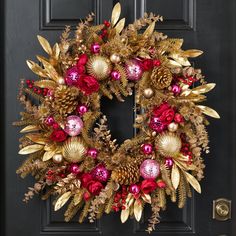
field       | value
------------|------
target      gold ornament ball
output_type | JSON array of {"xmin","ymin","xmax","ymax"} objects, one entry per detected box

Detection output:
[
  {"xmin": 58, "ymin": 77, "xmax": 65, "ymax": 85},
  {"xmin": 157, "ymin": 132, "xmax": 182, "ymax": 157},
  {"xmin": 143, "ymin": 88, "xmax": 154, "ymax": 98},
  {"xmin": 52, "ymin": 153, "xmax": 63, "ymax": 163},
  {"xmin": 168, "ymin": 122, "xmax": 179, "ymax": 132},
  {"xmin": 110, "ymin": 54, "xmax": 121, "ymax": 63},
  {"xmin": 62, "ymin": 137, "xmax": 87, "ymax": 163}
]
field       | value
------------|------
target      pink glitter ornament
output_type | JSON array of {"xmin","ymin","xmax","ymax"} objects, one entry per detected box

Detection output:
[
  {"xmin": 149, "ymin": 117, "xmax": 165, "ymax": 133},
  {"xmin": 65, "ymin": 66, "xmax": 80, "ymax": 86},
  {"xmin": 129, "ymin": 184, "xmax": 141, "ymax": 194},
  {"xmin": 91, "ymin": 43, "xmax": 100, "ymax": 54},
  {"xmin": 125, "ymin": 59, "xmax": 143, "ymax": 81},
  {"xmin": 111, "ymin": 70, "xmax": 121, "ymax": 80},
  {"xmin": 92, "ymin": 165, "xmax": 110, "ymax": 182},
  {"xmin": 45, "ymin": 116, "xmax": 55, "ymax": 126},
  {"xmin": 165, "ymin": 157, "xmax": 174, "ymax": 168},
  {"xmin": 76, "ymin": 104, "xmax": 88, "ymax": 116},
  {"xmin": 141, "ymin": 143, "xmax": 153, "ymax": 155},
  {"xmin": 140, "ymin": 159, "xmax": 160, "ymax": 179},
  {"xmin": 64, "ymin": 115, "xmax": 83, "ymax": 136},
  {"xmin": 70, "ymin": 164, "xmax": 80, "ymax": 174},
  {"xmin": 87, "ymin": 148, "xmax": 98, "ymax": 158},
  {"xmin": 171, "ymin": 84, "xmax": 181, "ymax": 95}
]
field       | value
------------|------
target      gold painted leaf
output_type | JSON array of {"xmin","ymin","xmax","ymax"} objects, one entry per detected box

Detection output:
[
  {"xmin": 37, "ymin": 35, "xmax": 52, "ymax": 55},
  {"xmin": 180, "ymin": 89, "xmax": 191, "ymax": 97},
  {"xmin": 175, "ymin": 159, "xmax": 196, "ymax": 171},
  {"xmin": 20, "ymin": 125, "xmax": 40, "ymax": 133},
  {"xmin": 141, "ymin": 193, "xmax": 151, "ymax": 204},
  {"xmin": 192, "ymin": 83, "xmax": 216, "ymax": 94},
  {"xmin": 18, "ymin": 144, "xmax": 44, "ymax": 155},
  {"xmin": 26, "ymin": 60, "xmax": 48, "ymax": 78},
  {"xmin": 143, "ymin": 21, "xmax": 155, "ymax": 38},
  {"xmin": 197, "ymin": 105, "xmax": 220, "ymax": 119},
  {"xmin": 120, "ymin": 207, "xmax": 130, "ymax": 223},
  {"xmin": 52, "ymin": 43, "xmax": 60, "ymax": 60},
  {"xmin": 134, "ymin": 200, "xmax": 143, "ymax": 222},
  {"xmin": 25, "ymin": 133, "xmax": 48, "ymax": 145},
  {"xmin": 115, "ymin": 18, "xmax": 125, "ymax": 34},
  {"xmin": 43, "ymin": 149, "xmax": 56, "ymax": 161},
  {"xmin": 183, "ymin": 171, "xmax": 201, "ymax": 193},
  {"xmin": 73, "ymin": 191, "xmax": 84, "ymax": 206},
  {"xmin": 34, "ymin": 80, "xmax": 57, "ymax": 90},
  {"xmin": 170, "ymin": 53, "xmax": 191, "ymax": 66},
  {"xmin": 182, "ymin": 49, "xmax": 203, "ymax": 58},
  {"xmin": 166, "ymin": 59, "xmax": 182, "ymax": 68},
  {"xmin": 111, "ymin": 2, "xmax": 121, "ymax": 26},
  {"xmin": 54, "ymin": 191, "xmax": 71, "ymax": 211},
  {"xmin": 171, "ymin": 163, "xmax": 180, "ymax": 189}
]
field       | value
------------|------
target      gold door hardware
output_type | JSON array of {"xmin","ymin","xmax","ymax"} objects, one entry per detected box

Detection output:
[{"xmin": 213, "ymin": 198, "xmax": 231, "ymax": 221}]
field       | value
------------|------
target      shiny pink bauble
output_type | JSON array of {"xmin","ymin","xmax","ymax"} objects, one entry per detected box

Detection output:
[
  {"xmin": 65, "ymin": 66, "xmax": 80, "ymax": 86},
  {"xmin": 64, "ymin": 115, "xmax": 83, "ymax": 136},
  {"xmin": 92, "ymin": 165, "xmax": 110, "ymax": 182},
  {"xmin": 129, "ymin": 184, "xmax": 141, "ymax": 194},
  {"xmin": 111, "ymin": 70, "xmax": 121, "ymax": 80},
  {"xmin": 140, "ymin": 159, "xmax": 160, "ymax": 179},
  {"xmin": 76, "ymin": 104, "xmax": 88, "ymax": 116},
  {"xmin": 70, "ymin": 164, "xmax": 80, "ymax": 174},
  {"xmin": 87, "ymin": 148, "xmax": 98, "ymax": 158},
  {"xmin": 141, "ymin": 143, "xmax": 153, "ymax": 155},
  {"xmin": 125, "ymin": 59, "xmax": 143, "ymax": 81},
  {"xmin": 165, "ymin": 157, "xmax": 174, "ymax": 168},
  {"xmin": 149, "ymin": 117, "xmax": 165, "ymax": 132},
  {"xmin": 171, "ymin": 84, "xmax": 181, "ymax": 95},
  {"xmin": 91, "ymin": 43, "xmax": 100, "ymax": 54},
  {"xmin": 45, "ymin": 116, "xmax": 55, "ymax": 126}
]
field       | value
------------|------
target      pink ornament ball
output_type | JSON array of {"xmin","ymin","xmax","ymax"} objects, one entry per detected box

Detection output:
[
  {"xmin": 64, "ymin": 115, "xmax": 83, "ymax": 136},
  {"xmin": 149, "ymin": 117, "xmax": 165, "ymax": 133},
  {"xmin": 165, "ymin": 157, "xmax": 174, "ymax": 168},
  {"xmin": 111, "ymin": 70, "xmax": 121, "ymax": 80},
  {"xmin": 76, "ymin": 104, "xmax": 88, "ymax": 116},
  {"xmin": 171, "ymin": 84, "xmax": 181, "ymax": 95},
  {"xmin": 125, "ymin": 59, "xmax": 143, "ymax": 81},
  {"xmin": 70, "ymin": 164, "xmax": 80, "ymax": 174},
  {"xmin": 45, "ymin": 116, "xmax": 55, "ymax": 126},
  {"xmin": 92, "ymin": 165, "xmax": 110, "ymax": 182},
  {"xmin": 129, "ymin": 184, "xmax": 141, "ymax": 195},
  {"xmin": 87, "ymin": 148, "xmax": 98, "ymax": 159},
  {"xmin": 91, "ymin": 43, "xmax": 100, "ymax": 54},
  {"xmin": 65, "ymin": 66, "xmax": 80, "ymax": 86},
  {"xmin": 140, "ymin": 159, "xmax": 160, "ymax": 179},
  {"xmin": 141, "ymin": 143, "xmax": 153, "ymax": 155}
]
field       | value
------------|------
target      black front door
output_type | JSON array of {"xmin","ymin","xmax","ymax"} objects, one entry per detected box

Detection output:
[{"xmin": 2, "ymin": 0, "xmax": 236, "ymax": 235}]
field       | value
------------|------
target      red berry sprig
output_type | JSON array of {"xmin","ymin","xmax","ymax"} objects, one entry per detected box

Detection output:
[
  {"xmin": 26, "ymin": 79, "xmax": 48, "ymax": 96},
  {"xmin": 112, "ymin": 185, "xmax": 128, "ymax": 212}
]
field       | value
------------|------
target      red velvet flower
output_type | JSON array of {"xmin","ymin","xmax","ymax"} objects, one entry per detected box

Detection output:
[
  {"xmin": 141, "ymin": 59, "xmax": 154, "ymax": 71},
  {"xmin": 81, "ymin": 173, "xmax": 93, "ymax": 188},
  {"xmin": 141, "ymin": 179, "xmax": 157, "ymax": 194},
  {"xmin": 77, "ymin": 75, "xmax": 99, "ymax": 95},
  {"xmin": 152, "ymin": 103, "xmax": 170, "ymax": 117},
  {"xmin": 174, "ymin": 113, "xmax": 184, "ymax": 123},
  {"xmin": 159, "ymin": 109, "xmax": 175, "ymax": 125},
  {"xmin": 77, "ymin": 65, "xmax": 86, "ymax": 74},
  {"xmin": 77, "ymin": 54, "xmax": 88, "ymax": 66},
  {"xmin": 50, "ymin": 130, "xmax": 67, "ymax": 142},
  {"xmin": 87, "ymin": 180, "xmax": 103, "ymax": 195}
]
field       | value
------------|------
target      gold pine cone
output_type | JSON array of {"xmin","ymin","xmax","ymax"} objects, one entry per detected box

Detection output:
[
  {"xmin": 111, "ymin": 162, "xmax": 140, "ymax": 185},
  {"xmin": 156, "ymin": 132, "xmax": 182, "ymax": 157},
  {"xmin": 62, "ymin": 137, "xmax": 87, "ymax": 163},
  {"xmin": 52, "ymin": 85, "xmax": 79, "ymax": 115},
  {"xmin": 150, "ymin": 66, "xmax": 173, "ymax": 89},
  {"xmin": 86, "ymin": 56, "xmax": 111, "ymax": 80}
]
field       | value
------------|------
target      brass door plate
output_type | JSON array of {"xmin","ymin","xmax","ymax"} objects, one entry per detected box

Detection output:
[{"xmin": 213, "ymin": 198, "xmax": 231, "ymax": 221}]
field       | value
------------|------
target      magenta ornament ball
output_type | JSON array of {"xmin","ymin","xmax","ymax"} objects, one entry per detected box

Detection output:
[
  {"xmin": 165, "ymin": 157, "xmax": 174, "ymax": 168},
  {"xmin": 91, "ymin": 43, "xmax": 100, "ymax": 54},
  {"xmin": 76, "ymin": 104, "xmax": 88, "ymax": 116},
  {"xmin": 125, "ymin": 59, "xmax": 143, "ymax": 81},
  {"xmin": 140, "ymin": 159, "xmax": 160, "ymax": 179},
  {"xmin": 65, "ymin": 66, "xmax": 80, "ymax": 86},
  {"xmin": 111, "ymin": 70, "xmax": 121, "ymax": 80},
  {"xmin": 141, "ymin": 143, "xmax": 153, "ymax": 155},
  {"xmin": 87, "ymin": 148, "xmax": 98, "ymax": 158},
  {"xmin": 64, "ymin": 115, "xmax": 83, "ymax": 136},
  {"xmin": 149, "ymin": 116, "xmax": 165, "ymax": 133},
  {"xmin": 70, "ymin": 164, "xmax": 80, "ymax": 174},
  {"xmin": 171, "ymin": 84, "xmax": 181, "ymax": 95},
  {"xmin": 129, "ymin": 184, "xmax": 141, "ymax": 195},
  {"xmin": 45, "ymin": 116, "xmax": 55, "ymax": 126},
  {"xmin": 92, "ymin": 165, "xmax": 110, "ymax": 182}
]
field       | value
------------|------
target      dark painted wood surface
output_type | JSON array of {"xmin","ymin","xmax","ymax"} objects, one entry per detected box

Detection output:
[{"xmin": 1, "ymin": 0, "xmax": 236, "ymax": 235}]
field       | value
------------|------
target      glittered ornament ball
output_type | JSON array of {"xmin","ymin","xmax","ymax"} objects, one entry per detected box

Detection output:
[
  {"xmin": 140, "ymin": 159, "xmax": 160, "ymax": 179},
  {"xmin": 64, "ymin": 115, "xmax": 83, "ymax": 136},
  {"xmin": 92, "ymin": 165, "xmax": 110, "ymax": 182},
  {"xmin": 149, "ymin": 117, "xmax": 165, "ymax": 133},
  {"xmin": 125, "ymin": 59, "xmax": 143, "ymax": 81},
  {"xmin": 65, "ymin": 66, "xmax": 80, "ymax": 86}
]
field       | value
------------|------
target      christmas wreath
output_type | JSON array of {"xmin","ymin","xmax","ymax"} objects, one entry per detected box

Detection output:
[{"xmin": 14, "ymin": 3, "xmax": 219, "ymax": 233}]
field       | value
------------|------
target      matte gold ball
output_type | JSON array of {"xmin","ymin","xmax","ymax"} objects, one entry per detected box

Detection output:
[
  {"xmin": 143, "ymin": 88, "xmax": 154, "ymax": 98},
  {"xmin": 110, "ymin": 54, "xmax": 121, "ymax": 63},
  {"xmin": 168, "ymin": 122, "xmax": 179, "ymax": 132},
  {"xmin": 52, "ymin": 153, "xmax": 63, "ymax": 163},
  {"xmin": 58, "ymin": 77, "xmax": 65, "ymax": 85}
]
